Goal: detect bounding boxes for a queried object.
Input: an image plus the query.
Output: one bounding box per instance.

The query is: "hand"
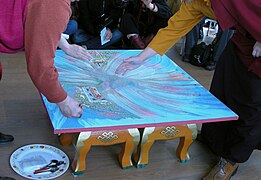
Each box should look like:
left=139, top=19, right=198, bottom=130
left=57, top=96, right=83, bottom=118
left=64, top=44, right=92, bottom=61
left=141, top=0, right=153, bottom=9
left=115, top=56, right=145, bottom=76
left=252, top=41, right=261, bottom=58
left=58, top=35, right=92, bottom=61
left=104, top=28, right=112, bottom=40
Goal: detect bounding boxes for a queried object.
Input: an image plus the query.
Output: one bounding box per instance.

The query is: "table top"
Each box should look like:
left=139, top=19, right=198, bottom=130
left=41, top=50, right=238, bottom=134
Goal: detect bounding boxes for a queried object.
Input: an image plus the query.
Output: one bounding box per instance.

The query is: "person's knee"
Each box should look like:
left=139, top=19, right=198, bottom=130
left=70, top=29, right=89, bottom=44
left=64, top=20, right=78, bottom=35
left=111, top=29, right=123, bottom=42
left=69, top=20, right=78, bottom=33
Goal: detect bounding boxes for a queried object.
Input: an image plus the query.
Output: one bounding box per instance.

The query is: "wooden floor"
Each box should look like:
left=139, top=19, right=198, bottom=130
left=0, top=46, right=260, bottom=180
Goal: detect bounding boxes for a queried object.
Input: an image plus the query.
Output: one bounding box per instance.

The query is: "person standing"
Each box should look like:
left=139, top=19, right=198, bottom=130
left=1, top=0, right=92, bottom=143
left=116, top=0, right=261, bottom=179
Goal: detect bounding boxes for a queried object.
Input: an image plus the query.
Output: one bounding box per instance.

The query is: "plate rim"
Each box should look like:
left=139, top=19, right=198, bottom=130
left=10, top=143, right=70, bottom=180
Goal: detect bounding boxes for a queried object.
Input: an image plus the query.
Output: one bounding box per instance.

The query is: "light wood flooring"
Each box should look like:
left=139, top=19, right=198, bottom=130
left=0, top=46, right=260, bottom=180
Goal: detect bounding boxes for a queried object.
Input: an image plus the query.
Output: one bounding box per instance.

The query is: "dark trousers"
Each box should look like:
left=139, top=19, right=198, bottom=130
left=201, top=41, right=261, bottom=163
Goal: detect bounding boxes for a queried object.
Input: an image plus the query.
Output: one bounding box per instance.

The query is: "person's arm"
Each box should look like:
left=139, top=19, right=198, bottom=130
left=25, top=0, right=82, bottom=118
left=142, top=0, right=172, bottom=18
left=116, top=0, right=214, bottom=75
left=58, top=35, right=92, bottom=61
left=115, top=47, right=157, bottom=75
left=141, top=0, right=158, bottom=12
left=149, top=0, right=214, bottom=55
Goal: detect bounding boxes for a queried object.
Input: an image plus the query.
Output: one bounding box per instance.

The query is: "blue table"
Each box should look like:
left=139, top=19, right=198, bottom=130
left=41, top=50, right=238, bottom=174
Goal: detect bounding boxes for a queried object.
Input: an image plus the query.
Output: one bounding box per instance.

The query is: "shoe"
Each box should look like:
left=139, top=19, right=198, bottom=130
left=203, top=158, right=239, bottom=180
left=0, top=177, right=16, bottom=180
left=0, top=132, right=14, bottom=144
left=129, top=35, right=145, bottom=49
left=205, top=60, right=216, bottom=71
left=143, top=34, right=154, bottom=47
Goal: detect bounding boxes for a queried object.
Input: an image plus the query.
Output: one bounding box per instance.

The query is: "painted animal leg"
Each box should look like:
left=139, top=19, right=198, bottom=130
left=119, top=141, right=135, bottom=169
left=134, top=127, right=155, bottom=168
left=58, top=133, right=77, bottom=146
left=133, top=142, right=142, bottom=165
left=135, top=139, right=155, bottom=168
left=119, top=128, right=140, bottom=169
left=176, top=135, right=193, bottom=163
left=71, top=132, right=92, bottom=175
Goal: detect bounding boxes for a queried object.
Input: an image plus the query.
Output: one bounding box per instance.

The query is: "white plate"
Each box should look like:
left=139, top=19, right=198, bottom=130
left=10, top=144, right=69, bottom=179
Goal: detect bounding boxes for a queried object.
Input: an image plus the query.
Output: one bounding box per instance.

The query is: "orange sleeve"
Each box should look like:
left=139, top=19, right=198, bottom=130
left=148, top=0, right=215, bottom=55
left=25, top=0, right=71, bottom=103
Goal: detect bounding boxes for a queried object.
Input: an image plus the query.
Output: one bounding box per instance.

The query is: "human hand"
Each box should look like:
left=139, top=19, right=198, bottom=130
left=115, top=56, right=145, bottom=76
left=252, top=41, right=261, bottom=58
left=58, top=35, right=92, bottom=61
left=141, top=0, right=153, bottom=9
left=64, top=44, right=92, bottom=61
left=57, top=96, right=83, bottom=118
left=104, top=28, right=112, bottom=40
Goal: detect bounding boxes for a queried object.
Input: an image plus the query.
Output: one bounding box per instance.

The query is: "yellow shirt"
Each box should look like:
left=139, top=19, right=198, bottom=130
left=149, top=0, right=215, bottom=55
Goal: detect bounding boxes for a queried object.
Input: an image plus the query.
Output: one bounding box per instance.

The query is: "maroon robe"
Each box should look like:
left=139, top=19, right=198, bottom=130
left=202, top=0, right=261, bottom=163
left=211, top=0, right=261, bottom=78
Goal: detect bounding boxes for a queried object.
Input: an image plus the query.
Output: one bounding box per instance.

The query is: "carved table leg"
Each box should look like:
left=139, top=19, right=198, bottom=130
left=175, top=132, right=193, bottom=163
left=71, top=128, right=140, bottom=175
left=71, top=132, right=92, bottom=176
left=58, top=133, right=78, bottom=146
left=119, top=129, right=140, bottom=169
left=134, top=127, right=155, bottom=168
left=135, top=124, right=196, bottom=168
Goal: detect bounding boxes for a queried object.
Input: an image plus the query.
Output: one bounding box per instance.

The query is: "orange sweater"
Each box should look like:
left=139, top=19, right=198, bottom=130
left=149, top=0, right=261, bottom=78
left=149, top=0, right=215, bottom=55
left=25, top=0, right=71, bottom=103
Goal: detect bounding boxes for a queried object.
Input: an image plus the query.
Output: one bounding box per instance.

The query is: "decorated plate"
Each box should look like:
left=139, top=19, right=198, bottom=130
left=10, top=144, right=69, bottom=179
